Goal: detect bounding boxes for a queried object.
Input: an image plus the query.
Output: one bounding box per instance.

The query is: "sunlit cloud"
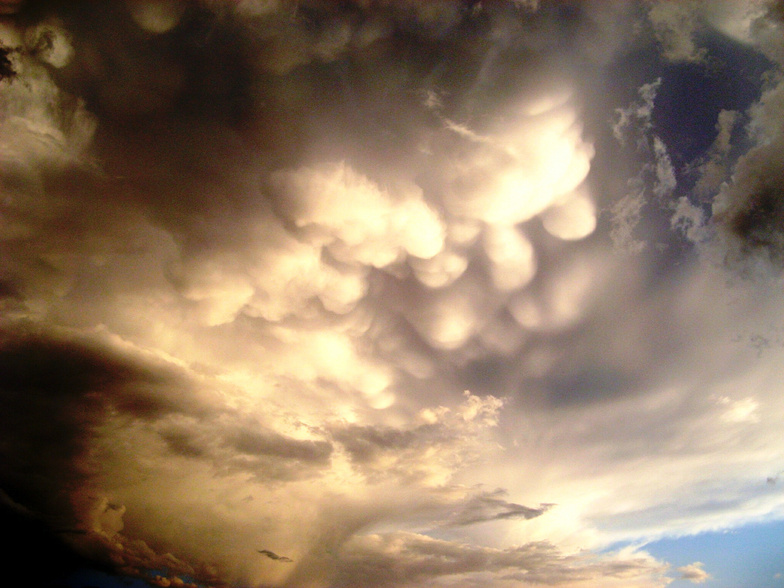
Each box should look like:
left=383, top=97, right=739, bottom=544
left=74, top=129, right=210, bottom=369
left=2, top=1, right=784, bottom=587
left=677, top=561, right=711, bottom=584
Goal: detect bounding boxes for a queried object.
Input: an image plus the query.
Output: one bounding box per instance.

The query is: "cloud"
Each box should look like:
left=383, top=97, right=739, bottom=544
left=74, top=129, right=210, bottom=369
left=670, top=195, right=707, bottom=243
left=155, top=414, right=334, bottom=482
left=331, top=392, right=504, bottom=486
left=711, top=133, right=784, bottom=270
left=0, top=46, right=16, bottom=81
left=677, top=561, right=711, bottom=583
left=444, top=489, right=553, bottom=527
left=692, top=109, right=739, bottom=198
left=647, top=1, right=706, bottom=63
left=611, top=75, right=679, bottom=243
left=611, top=187, right=648, bottom=254
left=612, top=78, right=661, bottom=145
left=610, top=78, right=672, bottom=254
left=710, top=107, right=784, bottom=269
left=0, top=324, right=201, bottom=525
left=3, top=2, right=784, bottom=588
left=331, top=531, right=670, bottom=588
left=683, top=2, right=784, bottom=273
left=270, top=161, right=446, bottom=267
left=258, top=549, right=293, bottom=562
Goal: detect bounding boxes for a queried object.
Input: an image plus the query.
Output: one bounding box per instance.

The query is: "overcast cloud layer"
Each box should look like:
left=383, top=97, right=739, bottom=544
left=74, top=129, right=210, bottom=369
left=2, top=1, right=784, bottom=587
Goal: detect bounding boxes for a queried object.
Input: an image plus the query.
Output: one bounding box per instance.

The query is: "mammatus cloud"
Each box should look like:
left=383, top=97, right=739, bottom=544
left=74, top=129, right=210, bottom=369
left=2, top=1, right=784, bottom=587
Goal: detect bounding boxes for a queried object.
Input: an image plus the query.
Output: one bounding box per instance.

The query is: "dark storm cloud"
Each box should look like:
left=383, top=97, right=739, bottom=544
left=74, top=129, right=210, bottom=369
left=0, top=323, right=211, bottom=526
left=714, top=137, right=784, bottom=268
left=33, top=1, right=253, bottom=122
left=0, top=489, right=104, bottom=588
left=0, top=321, right=242, bottom=588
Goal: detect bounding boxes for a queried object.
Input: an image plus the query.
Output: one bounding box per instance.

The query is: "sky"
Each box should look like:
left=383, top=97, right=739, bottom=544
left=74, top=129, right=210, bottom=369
left=1, top=1, right=784, bottom=587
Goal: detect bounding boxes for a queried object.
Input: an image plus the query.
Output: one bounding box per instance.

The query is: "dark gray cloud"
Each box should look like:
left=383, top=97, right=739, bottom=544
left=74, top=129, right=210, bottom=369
left=332, top=422, right=433, bottom=464
left=0, top=490, right=105, bottom=588
left=713, top=136, right=784, bottom=269
left=228, top=427, right=332, bottom=463
left=258, top=549, right=293, bottom=562
left=153, top=415, right=334, bottom=482
left=445, top=489, right=553, bottom=527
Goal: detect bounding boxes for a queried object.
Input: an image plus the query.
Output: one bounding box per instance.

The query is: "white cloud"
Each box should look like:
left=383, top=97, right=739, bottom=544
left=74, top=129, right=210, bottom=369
left=271, top=162, right=446, bottom=266
left=678, top=561, right=711, bottom=583
left=652, top=137, right=676, bottom=199
left=610, top=76, right=678, bottom=253
left=482, top=225, right=537, bottom=291
left=693, top=109, right=738, bottom=199
left=717, top=396, right=760, bottom=423
left=671, top=196, right=707, bottom=243
left=438, top=97, right=593, bottom=227
left=612, top=78, right=661, bottom=145
left=611, top=188, right=647, bottom=253
left=541, top=186, right=597, bottom=241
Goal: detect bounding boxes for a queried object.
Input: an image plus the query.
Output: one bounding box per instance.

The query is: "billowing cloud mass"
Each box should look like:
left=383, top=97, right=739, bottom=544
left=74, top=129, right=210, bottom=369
left=2, top=1, right=784, bottom=588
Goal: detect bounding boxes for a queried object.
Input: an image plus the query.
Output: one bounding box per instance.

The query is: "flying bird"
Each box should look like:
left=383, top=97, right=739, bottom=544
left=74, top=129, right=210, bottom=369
left=257, top=549, right=293, bottom=562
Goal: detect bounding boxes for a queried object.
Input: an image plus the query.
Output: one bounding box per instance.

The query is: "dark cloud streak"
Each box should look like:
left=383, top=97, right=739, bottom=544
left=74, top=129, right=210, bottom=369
left=445, top=489, right=553, bottom=527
